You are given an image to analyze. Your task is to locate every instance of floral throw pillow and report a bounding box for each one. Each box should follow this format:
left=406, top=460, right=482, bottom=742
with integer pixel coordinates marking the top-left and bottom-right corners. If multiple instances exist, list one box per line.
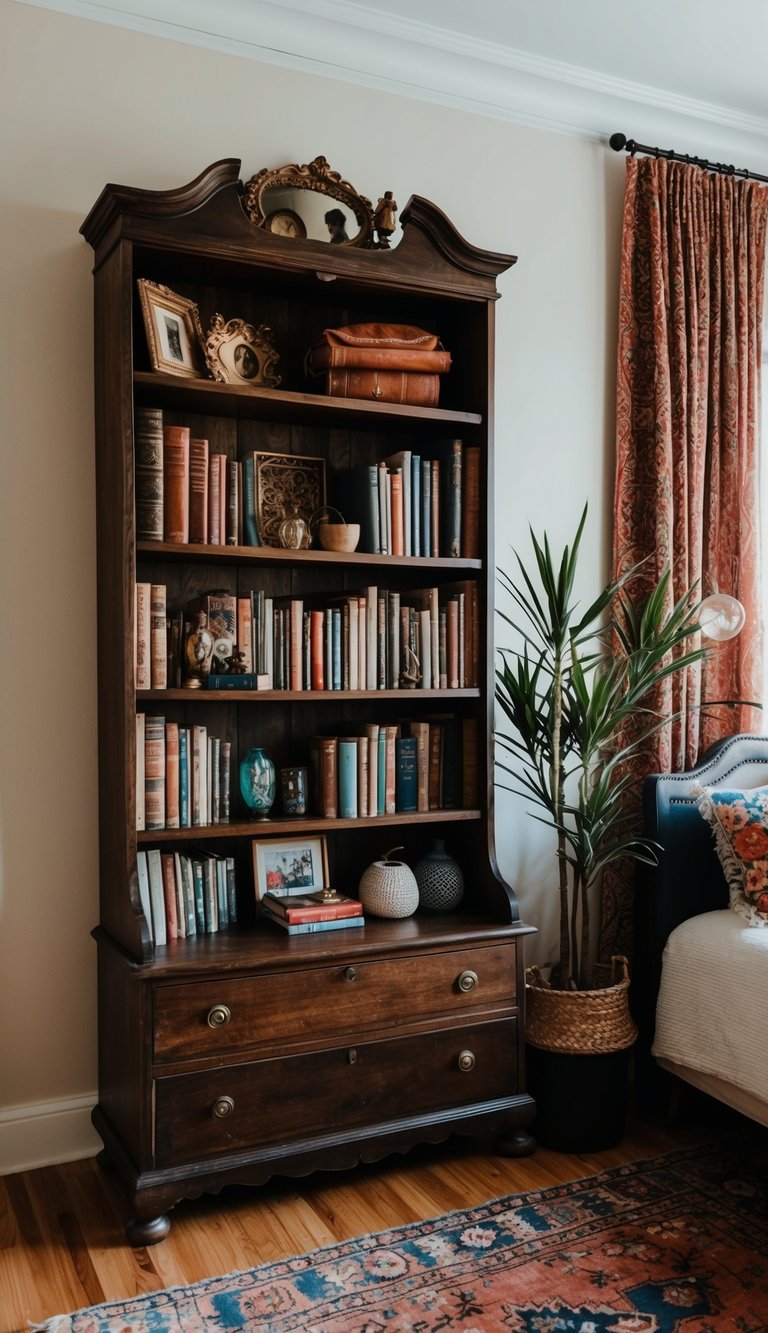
left=693, top=782, right=768, bottom=926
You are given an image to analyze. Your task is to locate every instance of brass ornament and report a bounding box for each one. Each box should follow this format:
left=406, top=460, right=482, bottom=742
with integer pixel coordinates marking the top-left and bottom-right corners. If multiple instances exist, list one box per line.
left=242, top=155, right=376, bottom=248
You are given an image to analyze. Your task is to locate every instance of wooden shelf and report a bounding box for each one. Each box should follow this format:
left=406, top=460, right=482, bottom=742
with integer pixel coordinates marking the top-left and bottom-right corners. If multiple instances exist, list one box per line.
left=134, top=372, right=483, bottom=430
left=137, top=808, right=482, bottom=844
left=137, top=687, right=481, bottom=702
left=136, top=540, right=482, bottom=572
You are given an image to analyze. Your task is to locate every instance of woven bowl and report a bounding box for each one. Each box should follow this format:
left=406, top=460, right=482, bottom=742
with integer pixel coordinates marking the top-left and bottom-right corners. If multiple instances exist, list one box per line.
left=317, top=522, right=360, bottom=553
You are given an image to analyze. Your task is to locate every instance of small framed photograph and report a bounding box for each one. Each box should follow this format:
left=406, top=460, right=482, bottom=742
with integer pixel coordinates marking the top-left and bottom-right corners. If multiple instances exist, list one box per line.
left=253, top=450, right=327, bottom=546
left=204, top=314, right=281, bottom=388
left=137, top=279, right=205, bottom=378
left=252, top=835, right=329, bottom=902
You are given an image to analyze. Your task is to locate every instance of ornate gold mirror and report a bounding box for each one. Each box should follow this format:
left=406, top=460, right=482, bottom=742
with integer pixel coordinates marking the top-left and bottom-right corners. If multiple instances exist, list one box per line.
left=243, top=156, right=396, bottom=248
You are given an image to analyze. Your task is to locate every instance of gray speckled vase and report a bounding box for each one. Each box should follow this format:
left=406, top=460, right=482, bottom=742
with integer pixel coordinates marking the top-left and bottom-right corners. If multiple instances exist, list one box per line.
left=414, top=838, right=464, bottom=913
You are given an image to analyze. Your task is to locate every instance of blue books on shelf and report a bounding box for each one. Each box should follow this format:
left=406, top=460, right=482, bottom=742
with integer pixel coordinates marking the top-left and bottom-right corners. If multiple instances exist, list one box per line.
left=412, top=455, right=422, bottom=557
left=261, top=907, right=364, bottom=935
left=207, top=673, right=259, bottom=690
left=179, top=727, right=189, bottom=827
left=377, top=728, right=387, bottom=816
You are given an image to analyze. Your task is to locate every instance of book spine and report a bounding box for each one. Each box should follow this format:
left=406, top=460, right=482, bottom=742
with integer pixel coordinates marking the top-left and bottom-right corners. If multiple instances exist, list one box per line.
left=348, top=599, right=359, bottom=692
left=290, top=599, right=304, bottom=691
left=377, top=593, right=387, bottom=691
left=366, top=724, right=379, bottom=817
left=191, top=724, right=206, bottom=825
left=160, top=852, right=178, bottom=941
left=226, top=856, right=237, bottom=925
left=164, top=721, right=180, bottom=828
left=411, top=455, right=421, bottom=558
left=188, top=437, right=209, bottom=544
left=310, top=609, right=325, bottom=690
left=461, top=445, right=481, bottom=559
left=368, top=465, right=381, bottom=554
left=445, top=438, right=462, bottom=557
left=366, top=587, right=378, bottom=690
left=192, top=860, right=206, bottom=933
left=149, top=583, right=167, bottom=689
left=216, top=855, right=229, bottom=928
left=303, top=610, right=312, bottom=693
left=357, top=729, right=369, bottom=818
left=377, top=462, right=389, bottom=554
left=377, top=729, right=387, bottom=815
left=430, top=458, right=440, bottom=558
left=179, top=726, right=190, bottom=827
left=325, top=369, right=439, bottom=405
left=180, top=854, right=197, bottom=936
left=208, top=453, right=221, bottom=544
left=411, top=721, right=430, bottom=813
left=227, top=458, right=239, bottom=545
left=203, top=858, right=218, bottom=932
left=237, top=597, right=253, bottom=674
left=135, top=712, right=145, bottom=831
left=136, top=850, right=152, bottom=942
left=358, top=596, right=367, bottom=689
left=135, top=582, right=151, bottom=690
left=218, top=455, right=227, bottom=550
left=220, top=740, right=231, bottom=824
left=428, top=721, right=442, bottom=810
left=390, top=470, right=404, bottom=557
left=395, top=736, right=418, bottom=813
left=211, top=735, right=221, bottom=825
left=439, top=607, right=448, bottom=688
left=446, top=597, right=459, bottom=689
left=422, top=459, right=431, bottom=559
left=162, top=425, right=189, bottom=543
left=332, top=608, right=342, bottom=691
left=144, top=715, right=166, bottom=830
left=319, top=737, right=338, bottom=818
left=146, top=849, right=167, bottom=946
left=173, top=851, right=186, bottom=939
left=401, top=453, right=412, bottom=557
left=242, top=454, right=261, bottom=546
left=338, top=738, right=358, bottom=819
left=265, top=897, right=363, bottom=923
left=384, top=724, right=397, bottom=814
left=134, top=407, right=164, bottom=542
left=419, top=609, right=432, bottom=689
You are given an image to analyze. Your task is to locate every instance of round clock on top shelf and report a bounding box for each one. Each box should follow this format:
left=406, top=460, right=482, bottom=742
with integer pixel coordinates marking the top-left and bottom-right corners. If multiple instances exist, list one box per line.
left=266, top=208, right=307, bottom=239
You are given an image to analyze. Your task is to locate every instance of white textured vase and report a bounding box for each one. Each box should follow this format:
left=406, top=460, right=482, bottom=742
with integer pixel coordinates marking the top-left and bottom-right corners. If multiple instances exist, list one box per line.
left=358, top=850, right=419, bottom=919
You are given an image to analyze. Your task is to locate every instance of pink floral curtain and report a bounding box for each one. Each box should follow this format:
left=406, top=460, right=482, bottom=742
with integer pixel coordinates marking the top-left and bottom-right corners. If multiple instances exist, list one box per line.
left=600, top=155, right=768, bottom=960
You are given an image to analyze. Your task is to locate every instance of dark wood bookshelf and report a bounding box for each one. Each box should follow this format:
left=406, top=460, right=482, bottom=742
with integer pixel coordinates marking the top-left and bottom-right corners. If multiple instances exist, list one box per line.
left=82, top=159, right=534, bottom=1244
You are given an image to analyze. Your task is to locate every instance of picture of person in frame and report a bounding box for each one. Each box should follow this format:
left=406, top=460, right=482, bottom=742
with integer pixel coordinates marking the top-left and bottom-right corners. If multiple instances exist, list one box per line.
left=234, top=342, right=260, bottom=380
left=164, top=314, right=184, bottom=362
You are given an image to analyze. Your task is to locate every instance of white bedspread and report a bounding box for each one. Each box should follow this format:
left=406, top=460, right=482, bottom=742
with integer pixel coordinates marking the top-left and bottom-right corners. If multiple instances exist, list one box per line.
left=652, top=909, right=768, bottom=1105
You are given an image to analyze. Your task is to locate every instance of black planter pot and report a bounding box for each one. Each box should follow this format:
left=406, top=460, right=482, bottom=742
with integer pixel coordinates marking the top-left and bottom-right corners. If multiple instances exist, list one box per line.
left=526, top=1042, right=633, bottom=1152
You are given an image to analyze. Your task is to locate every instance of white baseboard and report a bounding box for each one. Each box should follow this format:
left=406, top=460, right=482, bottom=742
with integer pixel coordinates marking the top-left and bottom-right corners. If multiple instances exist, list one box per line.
left=0, top=1093, right=100, bottom=1175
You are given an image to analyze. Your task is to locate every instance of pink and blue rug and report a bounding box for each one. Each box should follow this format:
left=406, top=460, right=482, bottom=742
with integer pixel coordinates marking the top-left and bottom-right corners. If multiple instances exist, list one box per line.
left=37, top=1135, right=768, bottom=1331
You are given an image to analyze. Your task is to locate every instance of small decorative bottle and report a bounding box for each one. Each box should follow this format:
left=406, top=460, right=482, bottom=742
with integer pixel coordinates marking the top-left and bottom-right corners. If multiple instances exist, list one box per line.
left=278, top=506, right=311, bottom=550
left=183, top=610, right=214, bottom=688
left=239, top=747, right=276, bottom=820
left=414, top=839, right=464, bottom=913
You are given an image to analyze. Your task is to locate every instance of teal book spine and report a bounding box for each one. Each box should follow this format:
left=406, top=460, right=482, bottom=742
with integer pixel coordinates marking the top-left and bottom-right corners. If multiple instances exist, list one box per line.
left=377, top=729, right=387, bottom=816
left=261, top=907, right=364, bottom=935
left=332, top=608, right=342, bottom=691
left=179, top=726, right=189, bottom=827
left=338, top=738, right=358, bottom=818
left=207, top=674, right=259, bottom=689
left=243, top=454, right=261, bottom=546
left=395, top=736, right=418, bottom=813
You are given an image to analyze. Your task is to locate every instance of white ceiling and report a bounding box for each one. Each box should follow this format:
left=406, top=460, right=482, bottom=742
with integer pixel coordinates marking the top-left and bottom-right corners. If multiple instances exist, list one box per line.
left=13, top=0, right=768, bottom=164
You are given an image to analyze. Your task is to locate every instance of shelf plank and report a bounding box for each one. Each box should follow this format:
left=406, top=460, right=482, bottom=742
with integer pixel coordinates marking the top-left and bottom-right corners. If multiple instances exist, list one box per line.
left=137, top=808, right=482, bottom=844
left=134, top=371, right=483, bottom=429
left=137, top=688, right=481, bottom=702
left=136, top=540, right=482, bottom=571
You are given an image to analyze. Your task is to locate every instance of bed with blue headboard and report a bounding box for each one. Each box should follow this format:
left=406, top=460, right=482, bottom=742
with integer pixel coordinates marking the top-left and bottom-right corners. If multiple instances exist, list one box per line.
left=642, top=733, right=768, bottom=1125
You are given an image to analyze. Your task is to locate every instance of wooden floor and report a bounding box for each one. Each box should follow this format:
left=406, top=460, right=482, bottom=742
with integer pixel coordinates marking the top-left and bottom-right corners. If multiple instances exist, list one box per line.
left=0, top=1115, right=727, bottom=1333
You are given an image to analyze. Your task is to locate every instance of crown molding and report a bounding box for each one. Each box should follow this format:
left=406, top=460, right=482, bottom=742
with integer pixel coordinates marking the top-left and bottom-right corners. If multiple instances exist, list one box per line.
left=12, top=0, right=768, bottom=165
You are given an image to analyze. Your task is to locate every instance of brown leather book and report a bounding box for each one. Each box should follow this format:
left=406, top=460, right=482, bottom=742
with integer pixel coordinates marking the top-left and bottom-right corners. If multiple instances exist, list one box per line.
left=149, top=583, right=167, bottom=689
left=308, top=344, right=452, bottom=374
left=135, top=407, right=164, bottom=542
left=162, top=425, right=189, bottom=543
left=165, top=723, right=180, bottom=829
left=188, top=438, right=209, bottom=544
left=317, top=736, right=338, bottom=818
left=160, top=852, right=178, bottom=941
left=461, top=445, right=481, bottom=559
left=428, top=721, right=442, bottom=810
left=135, top=581, right=151, bottom=690
left=325, top=369, right=440, bottom=407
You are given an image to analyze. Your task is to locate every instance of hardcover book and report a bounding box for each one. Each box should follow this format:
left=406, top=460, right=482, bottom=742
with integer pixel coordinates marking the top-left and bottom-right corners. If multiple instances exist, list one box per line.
left=261, top=907, right=365, bottom=935
left=149, top=583, right=167, bottom=690
left=188, top=437, right=209, bottom=544
left=395, top=735, right=418, bottom=813
left=144, top=715, right=166, bottom=831
left=134, top=407, right=164, bottom=542
left=262, top=892, right=363, bottom=923
left=135, top=582, right=151, bottom=691
left=162, top=425, right=190, bottom=543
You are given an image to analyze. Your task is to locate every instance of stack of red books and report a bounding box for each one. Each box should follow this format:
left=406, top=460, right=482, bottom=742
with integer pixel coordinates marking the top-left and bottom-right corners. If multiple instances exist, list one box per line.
left=261, top=891, right=364, bottom=935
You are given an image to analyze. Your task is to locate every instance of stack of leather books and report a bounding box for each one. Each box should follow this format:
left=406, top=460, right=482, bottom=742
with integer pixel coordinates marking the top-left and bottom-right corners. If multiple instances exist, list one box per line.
left=306, top=322, right=452, bottom=407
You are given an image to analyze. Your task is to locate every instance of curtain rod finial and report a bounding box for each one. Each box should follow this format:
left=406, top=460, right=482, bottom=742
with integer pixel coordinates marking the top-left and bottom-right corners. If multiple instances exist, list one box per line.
left=609, top=133, right=627, bottom=152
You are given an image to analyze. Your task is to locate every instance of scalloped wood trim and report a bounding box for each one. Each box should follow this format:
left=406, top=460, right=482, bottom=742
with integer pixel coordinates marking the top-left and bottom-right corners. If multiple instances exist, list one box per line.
left=400, top=195, right=516, bottom=279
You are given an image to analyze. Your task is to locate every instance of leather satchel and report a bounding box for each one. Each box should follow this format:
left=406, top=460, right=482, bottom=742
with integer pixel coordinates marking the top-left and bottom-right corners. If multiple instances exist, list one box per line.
left=306, top=322, right=452, bottom=377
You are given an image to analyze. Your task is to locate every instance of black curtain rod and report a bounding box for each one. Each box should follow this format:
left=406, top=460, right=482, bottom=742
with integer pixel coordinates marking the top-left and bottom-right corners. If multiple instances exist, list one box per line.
left=609, top=132, right=768, bottom=185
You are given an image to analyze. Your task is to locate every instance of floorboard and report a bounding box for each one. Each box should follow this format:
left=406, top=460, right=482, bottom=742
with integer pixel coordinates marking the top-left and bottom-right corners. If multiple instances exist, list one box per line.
left=0, top=1114, right=730, bottom=1333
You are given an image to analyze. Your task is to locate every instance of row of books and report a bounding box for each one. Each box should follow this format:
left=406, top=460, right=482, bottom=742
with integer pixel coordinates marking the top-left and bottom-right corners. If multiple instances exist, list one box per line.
left=335, top=441, right=480, bottom=558
left=310, top=717, right=480, bottom=819
left=137, top=847, right=237, bottom=946
left=261, top=891, right=365, bottom=935
left=136, top=411, right=249, bottom=546
left=136, top=716, right=231, bottom=831
left=136, top=582, right=479, bottom=693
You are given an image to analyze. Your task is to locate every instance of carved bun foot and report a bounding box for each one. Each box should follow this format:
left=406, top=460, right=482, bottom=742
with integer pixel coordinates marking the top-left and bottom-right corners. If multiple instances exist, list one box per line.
left=126, top=1214, right=171, bottom=1246
left=497, top=1128, right=536, bottom=1157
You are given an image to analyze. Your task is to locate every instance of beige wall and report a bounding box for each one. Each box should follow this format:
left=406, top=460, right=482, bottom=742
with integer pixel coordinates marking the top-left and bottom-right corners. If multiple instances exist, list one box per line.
left=0, top=0, right=626, bottom=1167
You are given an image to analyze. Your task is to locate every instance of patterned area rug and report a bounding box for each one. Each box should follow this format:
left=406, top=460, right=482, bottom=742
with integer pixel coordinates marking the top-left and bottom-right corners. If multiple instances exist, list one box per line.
left=38, top=1136, right=768, bottom=1332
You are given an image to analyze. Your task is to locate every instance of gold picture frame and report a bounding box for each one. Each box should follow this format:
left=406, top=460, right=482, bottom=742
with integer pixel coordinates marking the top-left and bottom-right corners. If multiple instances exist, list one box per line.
left=253, top=451, right=327, bottom=547
left=137, top=279, right=205, bottom=378
left=204, top=314, right=281, bottom=388
left=252, top=834, right=329, bottom=902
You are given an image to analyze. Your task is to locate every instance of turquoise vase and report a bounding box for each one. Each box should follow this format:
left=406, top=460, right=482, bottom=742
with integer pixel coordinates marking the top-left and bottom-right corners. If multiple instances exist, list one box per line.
left=239, top=747, right=276, bottom=820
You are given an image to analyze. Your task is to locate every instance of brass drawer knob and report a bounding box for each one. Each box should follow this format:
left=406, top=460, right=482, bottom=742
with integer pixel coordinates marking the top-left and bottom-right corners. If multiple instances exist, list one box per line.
left=207, top=1004, right=231, bottom=1028
left=344, top=966, right=358, bottom=982
left=212, top=1095, right=235, bottom=1119
left=457, top=970, right=478, bottom=993
left=458, top=1050, right=476, bottom=1073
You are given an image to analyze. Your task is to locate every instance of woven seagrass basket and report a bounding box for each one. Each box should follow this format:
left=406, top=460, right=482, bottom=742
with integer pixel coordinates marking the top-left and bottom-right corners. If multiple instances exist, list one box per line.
left=525, top=955, right=637, bottom=1055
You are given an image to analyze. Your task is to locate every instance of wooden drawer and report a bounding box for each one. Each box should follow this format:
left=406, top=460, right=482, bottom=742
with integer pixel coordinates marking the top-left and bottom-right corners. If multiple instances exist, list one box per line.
left=154, top=1017, right=517, bottom=1166
left=153, top=943, right=517, bottom=1063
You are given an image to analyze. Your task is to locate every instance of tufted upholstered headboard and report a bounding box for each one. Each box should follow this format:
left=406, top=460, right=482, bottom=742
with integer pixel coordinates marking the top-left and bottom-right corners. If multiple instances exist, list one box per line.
left=642, top=733, right=768, bottom=953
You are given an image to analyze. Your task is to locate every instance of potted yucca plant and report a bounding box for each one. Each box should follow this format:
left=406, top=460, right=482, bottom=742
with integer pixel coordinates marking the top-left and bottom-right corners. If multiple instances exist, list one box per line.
left=495, top=506, right=708, bottom=1150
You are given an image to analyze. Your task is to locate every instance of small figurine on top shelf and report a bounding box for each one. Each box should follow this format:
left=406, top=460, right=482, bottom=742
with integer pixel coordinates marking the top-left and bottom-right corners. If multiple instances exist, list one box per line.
left=183, top=611, right=214, bottom=689
left=373, top=192, right=397, bottom=248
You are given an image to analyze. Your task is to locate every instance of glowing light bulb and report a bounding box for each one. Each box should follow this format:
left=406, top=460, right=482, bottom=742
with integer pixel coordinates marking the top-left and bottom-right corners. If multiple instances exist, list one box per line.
left=699, top=594, right=746, bottom=642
